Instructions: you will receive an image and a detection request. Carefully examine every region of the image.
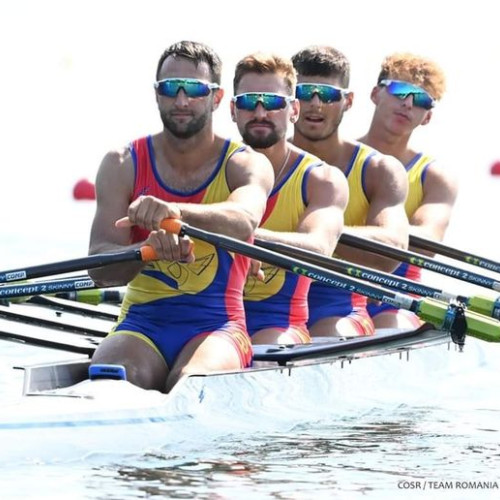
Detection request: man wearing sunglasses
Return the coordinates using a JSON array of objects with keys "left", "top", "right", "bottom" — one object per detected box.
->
[
  {"left": 359, "top": 52, "right": 458, "bottom": 329},
  {"left": 231, "top": 53, "right": 348, "bottom": 345},
  {"left": 291, "top": 45, "right": 409, "bottom": 338},
  {"left": 88, "top": 41, "right": 274, "bottom": 392}
]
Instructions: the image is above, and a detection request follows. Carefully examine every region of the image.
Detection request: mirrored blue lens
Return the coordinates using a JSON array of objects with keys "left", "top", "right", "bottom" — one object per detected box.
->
[
  {"left": 381, "top": 80, "right": 435, "bottom": 110},
  {"left": 296, "top": 83, "right": 344, "bottom": 103},
  {"left": 233, "top": 93, "right": 289, "bottom": 111},
  {"left": 155, "top": 79, "right": 214, "bottom": 98}
]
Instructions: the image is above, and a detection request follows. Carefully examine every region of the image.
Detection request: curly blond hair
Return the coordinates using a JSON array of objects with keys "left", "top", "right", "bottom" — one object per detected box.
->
[{"left": 377, "top": 52, "right": 446, "bottom": 101}]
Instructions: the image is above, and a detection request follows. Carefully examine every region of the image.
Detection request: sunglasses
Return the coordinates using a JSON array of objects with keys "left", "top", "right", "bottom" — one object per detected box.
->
[
  {"left": 154, "top": 78, "right": 220, "bottom": 98},
  {"left": 232, "top": 93, "right": 294, "bottom": 111},
  {"left": 379, "top": 80, "right": 435, "bottom": 110},
  {"left": 296, "top": 83, "right": 348, "bottom": 103}
]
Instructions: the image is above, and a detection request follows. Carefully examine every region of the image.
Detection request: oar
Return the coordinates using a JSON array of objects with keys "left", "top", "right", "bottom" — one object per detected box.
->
[
  {"left": 339, "top": 233, "right": 500, "bottom": 292},
  {"left": 28, "top": 295, "right": 119, "bottom": 321},
  {"left": 255, "top": 239, "right": 500, "bottom": 320},
  {"left": 53, "top": 289, "right": 125, "bottom": 305},
  {"left": 0, "top": 276, "right": 98, "bottom": 300},
  {"left": 409, "top": 234, "right": 500, "bottom": 275},
  {"left": 159, "top": 219, "right": 500, "bottom": 344},
  {"left": 0, "top": 316, "right": 99, "bottom": 356},
  {"left": 0, "top": 247, "right": 156, "bottom": 284}
]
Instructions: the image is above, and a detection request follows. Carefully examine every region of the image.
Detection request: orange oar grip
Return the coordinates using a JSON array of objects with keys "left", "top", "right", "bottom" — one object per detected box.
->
[
  {"left": 139, "top": 246, "right": 158, "bottom": 261},
  {"left": 160, "top": 218, "right": 183, "bottom": 234}
]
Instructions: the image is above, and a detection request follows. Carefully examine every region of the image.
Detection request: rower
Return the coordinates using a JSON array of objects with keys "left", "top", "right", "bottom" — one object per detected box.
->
[
  {"left": 358, "top": 52, "right": 458, "bottom": 329},
  {"left": 87, "top": 41, "right": 273, "bottom": 393},
  {"left": 291, "top": 45, "right": 409, "bottom": 337},
  {"left": 230, "top": 52, "right": 348, "bottom": 345}
]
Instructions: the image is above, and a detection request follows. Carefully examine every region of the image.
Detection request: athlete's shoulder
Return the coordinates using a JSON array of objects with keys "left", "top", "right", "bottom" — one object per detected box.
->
[
  {"left": 226, "top": 140, "right": 272, "bottom": 169},
  {"left": 422, "top": 157, "right": 459, "bottom": 193},
  {"left": 364, "top": 146, "right": 406, "bottom": 176},
  {"left": 100, "top": 143, "right": 135, "bottom": 170}
]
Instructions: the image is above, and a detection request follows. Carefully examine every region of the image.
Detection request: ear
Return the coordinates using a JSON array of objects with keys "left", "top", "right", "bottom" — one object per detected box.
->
[
  {"left": 370, "top": 86, "right": 380, "bottom": 105},
  {"left": 290, "top": 98, "right": 300, "bottom": 123},
  {"left": 421, "top": 110, "right": 433, "bottom": 126},
  {"left": 230, "top": 99, "right": 237, "bottom": 122},
  {"left": 343, "top": 91, "right": 354, "bottom": 112},
  {"left": 212, "top": 88, "right": 225, "bottom": 111}
]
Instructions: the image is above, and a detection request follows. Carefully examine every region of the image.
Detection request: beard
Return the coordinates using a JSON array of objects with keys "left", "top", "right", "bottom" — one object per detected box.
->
[
  {"left": 241, "top": 121, "right": 282, "bottom": 149},
  {"left": 160, "top": 109, "right": 210, "bottom": 139}
]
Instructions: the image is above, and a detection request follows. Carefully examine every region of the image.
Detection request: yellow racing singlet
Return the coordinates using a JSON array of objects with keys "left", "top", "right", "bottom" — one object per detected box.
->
[
  {"left": 405, "top": 152, "right": 433, "bottom": 218},
  {"left": 395, "top": 152, "right": 434, "bottom": 281},
  {"left": 244, "top": 152, "right": 323, "bottom": 333},
  {"left": 308, "top": 143, "right": 376, "bottom": 324}
]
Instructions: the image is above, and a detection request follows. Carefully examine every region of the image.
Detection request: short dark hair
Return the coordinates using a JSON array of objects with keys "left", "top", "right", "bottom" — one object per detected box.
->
[
  {"left": 292, "top": 45, "right": 350, "bottom": 88},
  {"left": 156, "top": 40, "right": 222, "bottom": 84}
]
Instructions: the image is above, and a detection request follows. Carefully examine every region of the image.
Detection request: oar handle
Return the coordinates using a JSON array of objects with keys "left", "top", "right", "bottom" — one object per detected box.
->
[
  {"left": 138, "top": 246, "right": 158, "bottom": 261},
  {"left": 160, "top": 218, "right": 184, "bottom": 235}
]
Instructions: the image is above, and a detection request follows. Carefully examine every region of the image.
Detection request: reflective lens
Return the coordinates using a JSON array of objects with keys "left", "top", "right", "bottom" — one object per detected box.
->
[
  {"left": 154, "top": 78, "right": 219, "bottom": 98},
  {"left": 379, "top": 80, "right": 435, "bottom": 110},
  {"left": 296, "top": 83, "right": 347, "bottom": 103},
  {"left": 232, "top": 93, "right": 293, "bottom": 111}
]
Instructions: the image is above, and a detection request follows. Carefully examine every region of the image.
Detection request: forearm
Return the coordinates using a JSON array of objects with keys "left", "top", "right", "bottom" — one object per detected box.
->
[
  {"left": 338, "top": 225, "right": 409, "bottom": 273},
  {"left": 335, "top": 243, "right": 401, "bottom": 273},
  {"left": 179, "top": 201, "right": 258, "bottom": 241},
  {"left": 88, "top": 241, "right": 146, "bottom": 287},
  {"left": 255, "top": 228, "right": 335, "bottom": 256},
  {"left": 346, "top": 225, "right": 408, "bottom": 250}
]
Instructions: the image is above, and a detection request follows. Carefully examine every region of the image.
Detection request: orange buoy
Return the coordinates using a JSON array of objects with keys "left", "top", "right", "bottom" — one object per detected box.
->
[
  {"left": 73, "top": 178, "right": 96, "bottom": 200},
  {"left": 490, "top": 161, "right": 500, "bottom": 176}
]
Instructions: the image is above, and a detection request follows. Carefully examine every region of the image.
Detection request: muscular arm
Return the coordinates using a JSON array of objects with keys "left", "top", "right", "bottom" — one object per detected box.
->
[
  {"left": 409, "top": 163, "right": 458, "bottom": 255},
  {"left": 336, "top": 154, "right": 409, "bottom": 272},
  {"left": 177, "top": 148, "right": 274, "bottom": 240},
  {"left": 255, "top": 164, "right": 348, "bottom": 256},
  {"left": 89, "top": 145, "right": 274, "bottom": 287},
  {"left": 88, "top": 148, "right": 142, "bottom": 286}
]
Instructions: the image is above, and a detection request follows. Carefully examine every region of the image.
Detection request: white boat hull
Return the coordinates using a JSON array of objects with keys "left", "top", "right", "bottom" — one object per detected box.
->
[{"left": 0, "top": 328, "right": 489, "bottom": 465}]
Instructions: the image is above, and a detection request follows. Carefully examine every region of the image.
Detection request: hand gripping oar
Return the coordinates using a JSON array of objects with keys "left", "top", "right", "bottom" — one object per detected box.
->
[
  {"left": 0, "top": 246, "right": 157, "bottom": 284},
  {"left": 159, "top": 219, "right": 500, "bottom": 344},
  {"left": 255, "top": 239, "right": 500, "bottom": 321},
  {"left": 409, "top": 234, "right": 500, "bottom": 275},
  {"left": 339, "top": 233, "right": 500, "bottom": 292}
]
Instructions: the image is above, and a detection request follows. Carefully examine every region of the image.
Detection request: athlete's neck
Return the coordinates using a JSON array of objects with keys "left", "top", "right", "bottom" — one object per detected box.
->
[
  {"left": 256, "top": 142, "right": 293, "bottom": 186},
  {"left": 292, "top": 131, "right": 351, "bottom": 173},
  {"left": 155, "top": 127, "right": 222, "bottom": 173},
  {"left": 359, "top": 120, "right": 411, "bottom": 162}
]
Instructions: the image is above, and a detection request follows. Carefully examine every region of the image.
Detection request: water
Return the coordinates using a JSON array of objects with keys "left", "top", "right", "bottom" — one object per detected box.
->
[{"left": 2, "top": 0, "right": 500, "bottom": 497}]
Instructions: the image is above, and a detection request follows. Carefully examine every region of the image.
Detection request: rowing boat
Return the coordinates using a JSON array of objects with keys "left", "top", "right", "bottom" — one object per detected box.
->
[
  {"left": 0, "top": 297, "right": 488, "bottom": 465},
  {"left": 1, "top": 224, "right": 500, "bottom": 465}
]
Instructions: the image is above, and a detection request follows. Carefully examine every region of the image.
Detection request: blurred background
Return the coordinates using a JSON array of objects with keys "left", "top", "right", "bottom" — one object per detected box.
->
[{"left": 2, "top": 0, "right": 500, "bottom": 278}]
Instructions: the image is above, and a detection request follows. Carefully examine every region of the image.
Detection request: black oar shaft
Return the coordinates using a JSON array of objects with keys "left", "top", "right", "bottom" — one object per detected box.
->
[
  {"left": 255, "top": 238, "right": 458, "bottom": 302},
  {"left": 165, "top": 221, "right": 420, "bottom": 312},
  {"left": 0, "top": 276, "right": 97, "bottom": 300},
  {"left": 340, "top": 233, "right": 500, "bottom": 292},
  {"left": 409, "top": 234, "right": 500, "bottom": 274},
  {"left": 0, "top": 247, "right": 154, "bottom": 284}
]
